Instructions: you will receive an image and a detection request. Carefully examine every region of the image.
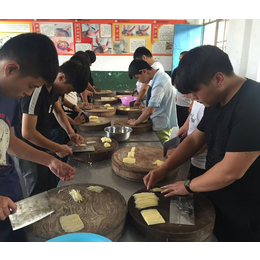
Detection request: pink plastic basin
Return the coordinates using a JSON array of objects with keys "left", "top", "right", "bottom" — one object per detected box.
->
[{"left": 120, "top": 96, "right": 138, "bottom": 105}]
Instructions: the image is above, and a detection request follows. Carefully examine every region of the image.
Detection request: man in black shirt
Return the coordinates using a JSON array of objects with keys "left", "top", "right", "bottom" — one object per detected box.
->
[
  {"left": 14, "top": 58, "right": 89, "bottom": 197},
  {"left": 143, "top": 45, "right": 260, "bottom": 242}
]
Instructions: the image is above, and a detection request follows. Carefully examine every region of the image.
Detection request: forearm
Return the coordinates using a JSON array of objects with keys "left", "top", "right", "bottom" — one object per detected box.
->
[
  {"left": 189, "top": 151, "right": 260, "bottom": 192},
  {"left": 54, "top": 110, "right": 75, "bottom": 136},
  {"left": 137, "top": 84, "right": 149, "bottom": 102},
  {"left": 23, "top": 127, "right": 61, "bottom": 152},
  {"left": 135, "top": 107, "right": 153, "bottom": 125},
  {"left": 8, "top": 135, "right": 55, "bottom": 167},
  {"left": 87, "top": 83, "right": 96, "bottom": 92}
]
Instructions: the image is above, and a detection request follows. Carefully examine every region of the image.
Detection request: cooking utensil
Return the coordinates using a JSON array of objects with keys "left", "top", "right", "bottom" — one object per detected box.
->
[
  {"left": 163, "top": 136, "right": 181, "bottom": 157},
  {"left": 104, "top": 126, "right": 132, "bottom": 142},
  {"left": 169, "top": 194, "right": 195, "bottom": 225},
  {"left": 129, "top": 100, "right": 136, "bottom": 108},
  {"left": 68, "top": 145, "right": 95, "bottom": 152},
  {"left": 120, "top": 96, "right": 138, "bottom": 106},
  {"left": 9, "top": 191, "right": 54, "bottom": 231}
]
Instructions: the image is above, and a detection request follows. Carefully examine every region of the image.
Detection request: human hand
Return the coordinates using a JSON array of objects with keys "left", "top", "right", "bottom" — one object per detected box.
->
[
  {"left": 48, "top": 159, "right": 75, "bottom": 181},
  {"left": 55, "top": 144, "right": 73, "bottom": 158},
  {"left": 177, "top": 126, "right": 188, "bottom": 138},
  {"left": 143, "top": 169, "right": 167, "bottom": 190},
  {"left": 73, "top": 112, "right": 86, "bottom": 125},
  {"left": 160, "top": 181, "right": 189, "bottom": 197},
  {"left": 0, "top": 196, "right": 17, "bottom": 221},
  {"left": 69, "top": 133, "right": 84, "bottom": 146},
  {"left": 134, "top": 101, "right": 141, "bottom": 107},
  {"left": 84, "top": 102, "right": 93, "bottom": 108},
  {"left": 127, "top": 119, "right": 137, "bottom": 126}
]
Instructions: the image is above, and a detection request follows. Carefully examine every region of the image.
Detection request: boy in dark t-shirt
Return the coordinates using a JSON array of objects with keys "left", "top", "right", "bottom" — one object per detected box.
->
[
  {"left": 143, "top": 45, "right": 260, "bottom": 242},
  {"left": 14, "top": 57, "right": 89, "bottom": 197},
  {"left": 0, "top": 33, "right": 76, "bottom": 242}
]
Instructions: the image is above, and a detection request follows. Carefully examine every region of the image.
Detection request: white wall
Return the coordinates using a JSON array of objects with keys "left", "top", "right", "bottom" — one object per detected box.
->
[
  {"left": 59, "top": 54, "right": 173, "bottom": 72},
  {"left": 226, "top": 19, "right": 260, "bottom": 81}
]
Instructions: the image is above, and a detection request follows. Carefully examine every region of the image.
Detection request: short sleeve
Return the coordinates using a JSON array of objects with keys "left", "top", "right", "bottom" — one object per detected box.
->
[
  {"left": 148, "top": 85, "right": 164, "bottom": 107},
  {"left": 227, "top": 96, "right": 260, "bottom": 152}
]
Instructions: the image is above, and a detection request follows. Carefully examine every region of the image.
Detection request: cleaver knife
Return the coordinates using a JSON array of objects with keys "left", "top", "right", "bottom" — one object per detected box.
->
[
  {"left": 169, "top": 194, "right": 195, "bottom": 225},
  {"left": 9, "top": 191, "right": 54, "bottom": 230},
  {"left": 68, "top": 145, "right": 95, "bottom": 152}
]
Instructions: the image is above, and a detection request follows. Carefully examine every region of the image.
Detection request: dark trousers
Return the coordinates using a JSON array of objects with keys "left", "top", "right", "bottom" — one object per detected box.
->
[{"left": 13, "top": 157, "right": 59, "bottom": 197}]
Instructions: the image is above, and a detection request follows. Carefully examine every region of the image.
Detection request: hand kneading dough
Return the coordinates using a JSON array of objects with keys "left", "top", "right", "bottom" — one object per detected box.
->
[
  {"left": 59, "top": 214, "right": 84, "bottom": 232},
  {"left": 141, "top": 209, "right": 165, "bottom": 225}
]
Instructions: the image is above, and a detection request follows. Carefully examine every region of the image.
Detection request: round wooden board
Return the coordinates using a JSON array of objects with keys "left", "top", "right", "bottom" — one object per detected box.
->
[
  {"left": 116, "top": 106, "right": 142, "bottom": 115},
  {"left": 114, "top": 118, "right": 152, "bottom": 133},
  {"left": 111, "top": 145, "right": 178, "bottom": 181},
  {"left": 128, "top": 188, "right": 215, "bottom": 242},
  {"left": 25, "top": 183, "right": 127, "bottom": 242},
  {"left": 76, "top": 117, "right": 111, "bottom": 132},
  {"left": 116, "top": 90, "right": 133, "bottom": 95},
  {"left": 69, "top": 136, "right": 119, "bottom": 162},
  {"left": 87, "top": 105, "right": 116, "bottom": 117},
  {"left": 92, "top": 90, "right": 114, "bottom": 99},
  {"left": 93, "top": 99, "right": 118, "bottom": 105}
]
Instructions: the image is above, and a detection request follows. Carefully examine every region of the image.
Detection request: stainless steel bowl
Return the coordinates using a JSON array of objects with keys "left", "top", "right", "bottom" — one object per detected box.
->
[{"left": 104, "top": 126, "right": 133, "bottom": 141}]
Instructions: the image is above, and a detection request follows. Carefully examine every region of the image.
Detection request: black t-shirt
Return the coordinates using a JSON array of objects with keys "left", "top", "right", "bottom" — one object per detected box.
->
[
  {"left": 14, "top": 85, "right": 59, "bottom": 151},
  {"left": 197, "top": 78, "right": 260, "bottom": 210}
]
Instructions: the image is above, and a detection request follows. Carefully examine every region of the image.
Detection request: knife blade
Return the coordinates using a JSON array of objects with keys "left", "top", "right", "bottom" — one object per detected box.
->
[
  {"left": 68, "top": 145, "right": 95, "bottom": 152},
  {"left": 163, "top": 136, "right": 181, "bottom": 157},
  {"left": 9, "top": 191, "right": 54, "bottom": 230},
  {"left": 169, "top": 194, "right": 195, "bottom": 225}
]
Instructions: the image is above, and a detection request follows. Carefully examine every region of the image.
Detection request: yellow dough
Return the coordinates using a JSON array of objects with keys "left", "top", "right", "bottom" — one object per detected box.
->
[
  {"left": 89, "top": 116, "right": 98, "bottom": 119},
  {"left": 133, "top": 192, "right": 159, "bottom": 209},
  {"left": 106, "top": 107, "right": 114, "bottom": 110},
  {"left": 59, "top": 214, "right": 84, "bottom": 232},
  {"left": 87, "top": 186, "right": 104, "bottom": 193},
  {"left": 69, "top": 189, "right": 83, "bottom": 203},
  {"left": 152, "top": 160, "right": 164, "bottom": 167},
  {"left": 104, "top": 142, "right": 111, "bottom": 147},
  {"left": 123, "top": 157, "right": 136, "bottom": 164},
  {"left": 150, "top": 188, "right": 163, "bottom": 192},
  {"left": 104, "top": 103, "right": 111, "bottom": 107},
  {"left": 140, "top": 209, "right": 165, "bottom": 225},
  {"left": 101, "top": 137, "right": 112, "bottom": 143}
]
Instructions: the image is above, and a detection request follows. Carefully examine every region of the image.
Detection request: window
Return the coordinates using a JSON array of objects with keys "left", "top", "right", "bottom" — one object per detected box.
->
[{"left": 203, "top": 19, "right": 229, "bottom": 51}]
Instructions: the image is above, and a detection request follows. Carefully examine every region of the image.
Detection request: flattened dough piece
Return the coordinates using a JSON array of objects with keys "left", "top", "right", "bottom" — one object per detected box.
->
[
  {"left": 140, "top": 209, "right": 166, "bottom": 225},
  {"left": 59, "top": 214, "right": 84, "bottom": 232}
]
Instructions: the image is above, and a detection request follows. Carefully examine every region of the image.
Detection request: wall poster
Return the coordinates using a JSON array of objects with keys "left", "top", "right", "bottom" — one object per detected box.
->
[
  {"left": 0, "top": 19, "right": 188, "bottom": 56},
  {"left": 0, "top": 21, "right": 32, "bottom": 49}
]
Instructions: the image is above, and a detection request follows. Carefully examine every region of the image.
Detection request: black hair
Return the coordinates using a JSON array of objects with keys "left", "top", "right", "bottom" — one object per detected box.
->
[
  {"left": 128, "top": 59, "right": 152, "bottom": 79},
  {"left": 70, "top": 51, "right": 90, "bottom": 68},
  {"left": 180, "top": 51, "right": 188, "bottom": 56},
  {"left": 171, "top": 67, "right": 177, "bottom": 85},
  {"left": 85, "top": 50, "right": 96, "bottom": 63},
  {"left": 175, "top": 45, "right": 234, "bottom": 94},
  {"left": 133, "top": 46, "right": 152, "bottom": 59},
  {"left": 0, "top": 33, "right": 58, "bottom": 84},
  {"left": 59, "top": 55, "right": 90, "bottom": 93}
]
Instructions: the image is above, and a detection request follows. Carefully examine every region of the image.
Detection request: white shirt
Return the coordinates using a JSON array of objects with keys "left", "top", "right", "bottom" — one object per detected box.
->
[{"left": 188, "top": 101, "right": 207, "bottom": 169}]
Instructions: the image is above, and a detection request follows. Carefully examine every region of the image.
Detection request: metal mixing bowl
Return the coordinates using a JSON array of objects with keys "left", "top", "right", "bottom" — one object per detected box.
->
[{"left": 104, "top": 126, "right": 133, "bottom": 141}]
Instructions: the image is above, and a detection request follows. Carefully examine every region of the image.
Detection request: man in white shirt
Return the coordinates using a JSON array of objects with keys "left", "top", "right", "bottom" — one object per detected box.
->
[{"left": 133, "top": 47, "right": 164, "bottom": 107}]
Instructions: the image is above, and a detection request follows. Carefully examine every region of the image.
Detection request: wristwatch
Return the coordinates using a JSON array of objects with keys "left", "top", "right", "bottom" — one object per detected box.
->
[{"left": 184, "top": 179, "right": 194, "bottom": 193}]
